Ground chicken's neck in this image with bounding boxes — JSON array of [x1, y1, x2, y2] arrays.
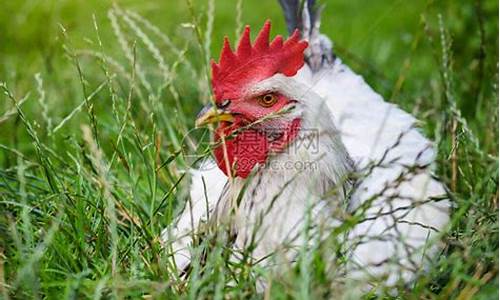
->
[[216, 91, 354, 243], [214, 97, 353, 264]]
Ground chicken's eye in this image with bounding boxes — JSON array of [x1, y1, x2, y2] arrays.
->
[[258, 94, 278, 107]]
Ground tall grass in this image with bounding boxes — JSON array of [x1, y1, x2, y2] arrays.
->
[[0, 0, 498, 299]]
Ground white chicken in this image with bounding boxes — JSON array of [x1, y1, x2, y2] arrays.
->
[[161, 0, 450, 291]]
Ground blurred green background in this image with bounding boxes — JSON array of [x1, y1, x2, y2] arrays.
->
[[1, 0, 497, 104]]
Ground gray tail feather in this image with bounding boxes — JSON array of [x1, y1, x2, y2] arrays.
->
[[278, 0, 317, 35], [278, 0, 336, 72]]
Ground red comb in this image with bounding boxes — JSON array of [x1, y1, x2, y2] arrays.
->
[[211, 20, 308, 102]]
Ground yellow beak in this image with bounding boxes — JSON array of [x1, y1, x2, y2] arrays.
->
[[195, 105, 234, 127]]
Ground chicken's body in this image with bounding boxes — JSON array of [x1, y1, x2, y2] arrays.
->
[[162, 1, 450, 290]]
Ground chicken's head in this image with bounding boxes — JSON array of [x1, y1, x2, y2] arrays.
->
[[196, 21, 308, 178]]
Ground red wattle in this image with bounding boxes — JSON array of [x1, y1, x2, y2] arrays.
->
[[213, 118, 301, 178], [213, 129, 269, 178]]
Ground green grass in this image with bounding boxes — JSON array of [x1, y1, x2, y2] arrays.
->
[[0, 0, 498, 298]]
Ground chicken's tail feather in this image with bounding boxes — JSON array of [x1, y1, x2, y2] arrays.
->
[[278, 0, 335, 72], [278, 0, 316, 35]]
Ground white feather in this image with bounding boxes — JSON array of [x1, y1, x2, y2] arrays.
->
[[160, 160, 226, 272], [295, 60, 450, 286], [162, 56, 450, 289]]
